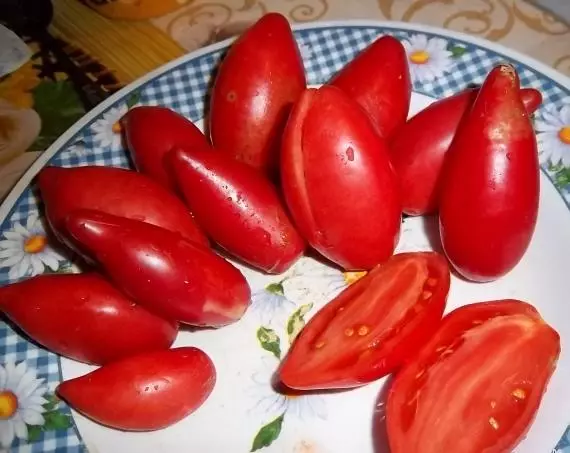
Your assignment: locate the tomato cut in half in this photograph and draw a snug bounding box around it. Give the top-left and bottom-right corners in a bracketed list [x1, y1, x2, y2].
[278, 252, 450, 390]
[386, 300, 560, 453]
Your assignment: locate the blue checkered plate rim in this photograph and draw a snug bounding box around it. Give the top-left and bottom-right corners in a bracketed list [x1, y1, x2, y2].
[1, 20, 570, 453]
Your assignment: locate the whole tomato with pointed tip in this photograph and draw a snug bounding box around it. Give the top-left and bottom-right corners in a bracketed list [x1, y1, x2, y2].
[390, 87, 542, 216]
[329, 34, 411, 139]
[169, 147, 305, 274]
[64, 210, 250, 327]
[57, 347, 216, 431]
[0, 273, 177, 365]
[121, 106, 212, 189]
[281, 85, 401, 271]
[439, 65, 540, 282]
[210, 13, 306, 174]
[38, 165, 208, 249]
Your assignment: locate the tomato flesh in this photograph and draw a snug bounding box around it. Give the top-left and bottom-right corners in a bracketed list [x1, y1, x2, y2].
[387, 300, 560, 453]
[278, 252, 450, 390]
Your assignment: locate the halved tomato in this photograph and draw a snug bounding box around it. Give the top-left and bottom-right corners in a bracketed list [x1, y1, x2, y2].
[278, 252, 450, 390]
[386, 300, 560, 453]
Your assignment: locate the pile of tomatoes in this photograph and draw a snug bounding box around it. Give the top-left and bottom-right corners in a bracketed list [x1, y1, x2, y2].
[0, 12, 561, 452]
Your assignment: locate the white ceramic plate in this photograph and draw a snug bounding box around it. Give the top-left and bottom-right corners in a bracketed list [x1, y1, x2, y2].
[1, 21, 570, 453]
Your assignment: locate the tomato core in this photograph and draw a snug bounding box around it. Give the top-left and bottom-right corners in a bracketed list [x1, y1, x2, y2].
[23, 235, 47, 254]
[558, 126, 570, 144]
[0, 391, 18, 419]
[410, 50, 430, 65]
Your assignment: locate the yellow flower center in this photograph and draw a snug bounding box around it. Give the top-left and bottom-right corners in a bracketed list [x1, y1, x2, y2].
[410, 50, 430, 65]
[558, 126, 570, 144]
[343, 271, 367, 285]
[23, 235, 47, 254]
[112, 121, 122, 134]
[0, 391, 18, 420]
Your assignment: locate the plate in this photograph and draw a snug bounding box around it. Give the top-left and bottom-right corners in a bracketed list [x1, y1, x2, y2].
[1, 20, 570, 453]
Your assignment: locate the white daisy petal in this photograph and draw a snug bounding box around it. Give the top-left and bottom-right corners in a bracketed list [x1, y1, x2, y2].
[0, 366, 6, 390]
[0, 252, 24, 268]
[15, 255, 31, 278]
[0, 248, 20, 259]
[535, 120, 560, 133]
[12, 418, 27, 441]
[8, 265, 22, 281]
[542, 110, 564, 127]
[21, 408, 45, 426]
[6, 362, 27, 392]
[0, 420, 15, 448]
[13, 223, 29, 236]
[3, 231, 24, 241]
[30, 256, 45, 276]
[560, 105, 570, 125]
[308, 395, 327, 420]
[39, 252, 60, 271]
[25, 395, 49, 407]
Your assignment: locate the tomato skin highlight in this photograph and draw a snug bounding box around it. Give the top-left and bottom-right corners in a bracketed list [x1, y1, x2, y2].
[57, 347, 216, 431]
[389, 87, 542, 216]
[279, 252, 450, 390]
[281, 85, 402, 271]
[38, 165, 208, 249]
[439, 65, 540, 282]
[210, 13, 306, 174]
[386, 300, 560, 453]
[0, 273, 177, 365]
[168, 147, 305, 274]
[64, 210, 251, 327]
[329, 35, 411, 139]
[121, 106, 212, 190]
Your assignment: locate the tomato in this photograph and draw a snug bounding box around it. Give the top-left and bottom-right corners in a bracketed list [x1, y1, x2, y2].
[121, 105, 212, 190]
[210, 13, 306, 174]
[439, 65, 540, 282]
[386, 300, 560, 453]
[278, 252, 450, 390]
[0, 273, 177, 365]
[168, 147, 305, 274]
[329, 35, 411, 139]
[390, 87, 543, 216]
[281, 85, 402, 270]
[38, 165, 208, 250]
[57, 347, 216, 431]
[64, 210, 251, 327]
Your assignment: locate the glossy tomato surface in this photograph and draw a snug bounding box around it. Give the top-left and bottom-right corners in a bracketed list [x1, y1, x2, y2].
[439, 65, 540, 282]
[329, 35, 411, 139]
[279, 252, 450, 390]
[121, 105, 212, 190]
[0, 273, 177, 365]
[169, 147, 304, 274]
[210, 13, 306, 174]
[390, 87, 542, 216]
[386, 300, 560, 453]
[281, 85, 402, 270]
[57, 347, 216, 431]
[64, 210, 251, 327]
[38, 165, 208, 248]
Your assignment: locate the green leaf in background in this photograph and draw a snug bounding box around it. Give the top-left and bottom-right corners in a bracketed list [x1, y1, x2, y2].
[256, 326, 281, 359]
[27, 424, 43, 443]
[286, 303, 313, 344]
[42, 394, 60, 412]
[548, 160, 570, 190]
[126, 90, 141, 109]
[251, 413, 285, 452]
[43, 410, 72, 431]
[448, 44, 467, 58]
[31, 80, 85, 151]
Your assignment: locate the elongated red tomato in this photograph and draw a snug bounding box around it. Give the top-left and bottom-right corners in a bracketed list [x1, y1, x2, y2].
[210, 13, 306, 174]
[38, 165, 208, 248]
[57, 347, 216, 431]
[439, 65, 539, 282]
[121, 106, 212, 189]
[281, 85, 401, 270]
[0, 273, 177, 365]
[279, 252, 450, 390]
[386, 300, 560, 453]
[329, 35, 411, 139]
[390, 87, 542, 215]
[64, 210, 251, 327]
[169, 147, 305, 274]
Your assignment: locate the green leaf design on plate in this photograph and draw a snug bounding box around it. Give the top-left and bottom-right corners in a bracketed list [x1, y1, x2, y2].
[27, 424, 43, 442]
[126, 91, 141, 109]
[42, 393, 60, 412]
[265, 281, 285, 296]
[43, 261, 75, 275]
[448, 44, 467, 58]
[287, 303, 313, 344]
[43, 410, 72, 431]
[257, 326, 281, 359]
[549, 161, 570, 189]
[251, 413, 285, 452]
[31, 80, 85, 150]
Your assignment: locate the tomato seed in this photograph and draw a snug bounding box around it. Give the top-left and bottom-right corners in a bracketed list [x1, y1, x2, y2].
[426, 278, 437, 287]
[344, 328, 354, 337]
[315, 341, 325, 349]
[490, 400, 497, 409]
[512, 388, 526, 400]
[358, 325, 369, 336]
[489, 417, 499, 430]
[421, 291, 432, 300]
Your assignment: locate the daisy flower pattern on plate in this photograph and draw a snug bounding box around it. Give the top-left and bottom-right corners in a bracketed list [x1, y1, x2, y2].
[0, 361, 47, 448]
[249, 281, 297, 326]
[0, 214, 65, 280]
[403, 34, 453, 83]
[535, 99, 570, 167]
[91, 104, 128, 151]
